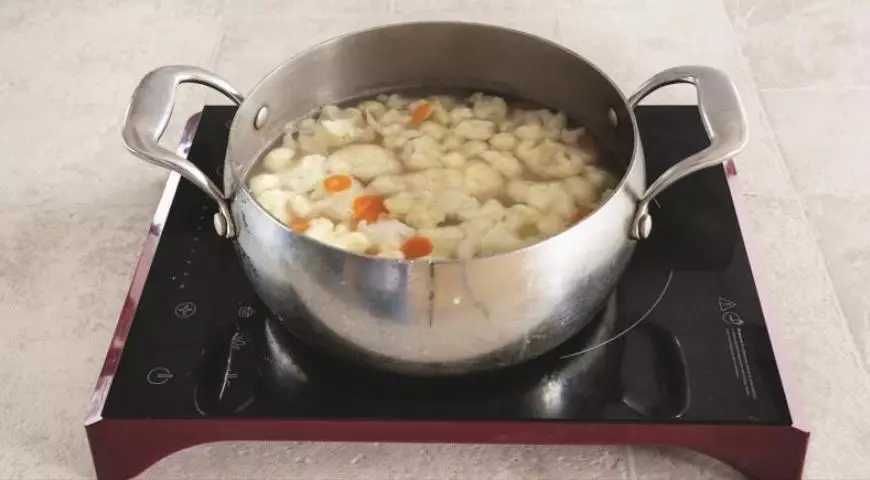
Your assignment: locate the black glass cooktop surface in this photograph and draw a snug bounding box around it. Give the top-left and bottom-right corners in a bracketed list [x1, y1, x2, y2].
[103, 106, 790, 426]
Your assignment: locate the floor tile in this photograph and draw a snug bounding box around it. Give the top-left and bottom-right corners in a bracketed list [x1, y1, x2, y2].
[803, 194, 870, 370]
[555, 0, 791, 195]
[723, 0, 870, 89]
[761, 89, 870, 196]
[739, 195, 842, 326]
[144, 442, 631, 479]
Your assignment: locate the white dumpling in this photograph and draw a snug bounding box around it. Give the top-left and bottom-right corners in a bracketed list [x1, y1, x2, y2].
[559, 127, 586, 144]
[278, 154, 328, 193]
[327, 144, 401, 182]
[478, 150, 523, 178]
[583, 166, 618, 190]
[470, 93, 509, 122]
[454, 119, 496, 141]
[537, 214, 569, 237]
[249, 173, 281, 195]
[463, 161, 504, 200]
[402, 136, 443, 171]
[489, 132, 517, 151]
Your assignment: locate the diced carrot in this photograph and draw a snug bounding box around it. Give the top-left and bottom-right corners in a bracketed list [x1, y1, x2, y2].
[353, 195, 385, 224]
[323, 174, 353, 193]
[290, 218, 310, 233]
[400, 236, 434, 260]
[410, 101, 434, 126]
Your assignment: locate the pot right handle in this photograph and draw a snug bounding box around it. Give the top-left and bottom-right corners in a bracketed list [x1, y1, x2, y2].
[626, 66, 748, 240]
[122, 65, 244, 238]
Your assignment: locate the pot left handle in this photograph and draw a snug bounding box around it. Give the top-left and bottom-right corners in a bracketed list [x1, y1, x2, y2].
[122, 65, 244, 238]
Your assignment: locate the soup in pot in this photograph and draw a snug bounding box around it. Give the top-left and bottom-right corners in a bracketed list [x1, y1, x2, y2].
[247, 93, 617, 260]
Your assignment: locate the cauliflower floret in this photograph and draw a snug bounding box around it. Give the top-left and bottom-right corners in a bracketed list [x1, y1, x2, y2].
[383, 128, 422, 150]
[320, 118, 363, 146]
[479, 223, 523, 256]
[561, 176, 600, 207]
[449, 107, 474, 125]
[358, 100, 386, 120]
[402, 136, 443, 171]
[442, 134, 465, 151]
[385, 94, 410, 110]
[434, 190, 481, 218]
[516, 139, 586, 179]
[463, 161, 504, 200]
[282, 131, 297, 149]
[405, 168, 465, 191]
[489, 132, 517, 151]
[454, 119, 496, 141]
[559, 127, 586, 144]
[583, 166, 618, 190]
[262, 147, 295, 172]
[405, 204, 446, 229]
[419, 121, 448, 141]
[380, 109, 410, 127]
[367, 174, 408, 195]
[315, 178, 364, 222]
[537, 214, 569, 237]
[326, 231, 372, 255]
[457, 198, 507, 223]
[461, 140, 489, 158]
[358, 218, 416, 253]
[470, 93, 509, 122]
[541, 111, 567, 139]
[327, 144, 401, 182]
[507, 180, 575, 220]
[514, 123, 544, 142]
[418, 226, 465, 259]
[286, 193, 316, 218]
[440, 151, 467, 168]
[249, 173, 281, 195]
[479, 150, 523, 178]
[503, 204, 544, 237]
[255, 189, 291, 224]
[383, 191, 416, 216]
[384, 191, 448, 229]
[378, 249, 406, 259]
[278, 154, 328, 193]
[304, 217, 336, 243]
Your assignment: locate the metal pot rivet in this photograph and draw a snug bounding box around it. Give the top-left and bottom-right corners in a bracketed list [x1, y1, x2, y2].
[213, 213, 227, 237]
[254, 106, 269, 130]
[607, 108, 619, 127]
[637, 213, 653, 239]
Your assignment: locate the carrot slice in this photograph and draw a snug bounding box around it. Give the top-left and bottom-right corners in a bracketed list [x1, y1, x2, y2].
[323, 174, 353, 193]
[353, 195, 385, 224]
[401, 236, 434, 260]
[410, 101, 434, 126]
[290, 218, 310, 233]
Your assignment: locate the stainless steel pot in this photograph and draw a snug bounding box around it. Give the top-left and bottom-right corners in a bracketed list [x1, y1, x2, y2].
[123, 22, 747, 375]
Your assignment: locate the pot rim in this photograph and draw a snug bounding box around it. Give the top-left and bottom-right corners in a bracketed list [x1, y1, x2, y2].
[229, 21, 643, 263]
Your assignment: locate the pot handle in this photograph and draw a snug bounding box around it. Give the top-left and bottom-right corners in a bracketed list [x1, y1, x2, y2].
[627, 66, 748, 240]
[122, 65, 244, 238]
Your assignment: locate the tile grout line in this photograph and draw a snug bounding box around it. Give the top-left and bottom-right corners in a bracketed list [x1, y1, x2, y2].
[713, 0, 870, 379]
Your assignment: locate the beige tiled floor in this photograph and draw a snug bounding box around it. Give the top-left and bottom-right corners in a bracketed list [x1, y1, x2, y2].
[0, 0, 868, 479]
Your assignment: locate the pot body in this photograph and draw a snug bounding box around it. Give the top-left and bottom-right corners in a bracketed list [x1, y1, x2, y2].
[122, 22, 747, 376]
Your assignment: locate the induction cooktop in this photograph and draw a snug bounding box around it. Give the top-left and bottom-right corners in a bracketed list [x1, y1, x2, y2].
[86, 106, 809, 480]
